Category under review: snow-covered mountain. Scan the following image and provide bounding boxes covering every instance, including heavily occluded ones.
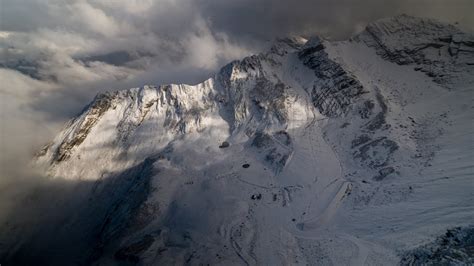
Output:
[5,15,474,265]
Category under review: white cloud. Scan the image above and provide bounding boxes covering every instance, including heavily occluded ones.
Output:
[69,1,122,37]
[0,69,59,180]
[185,17,249,69]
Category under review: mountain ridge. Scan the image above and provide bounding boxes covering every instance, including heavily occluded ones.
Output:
[5,15,474,265]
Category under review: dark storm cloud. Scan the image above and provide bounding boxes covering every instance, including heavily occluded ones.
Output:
[198,0,473,41]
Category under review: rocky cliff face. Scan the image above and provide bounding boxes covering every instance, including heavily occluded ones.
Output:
[355,14,474,87]
[35,37,312,179]
[4,16,473,265]
[299,36,365,117]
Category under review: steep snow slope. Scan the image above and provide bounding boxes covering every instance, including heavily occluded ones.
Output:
[3,15,473,265]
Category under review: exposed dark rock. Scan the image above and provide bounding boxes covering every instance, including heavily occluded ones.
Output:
[219,141,230,148]
[355,15,474,87]
[242,164,250,168]
[373,167,395,181]
[364,89,389,131]
[55,93,113,162]
[365,113,386,131]
[298,43,324,58]
[340,122,350,128]
[401,226,474,265]
[351,134,372,148]
[354,137,399,168]
[265,149,290,170]
[251,194,262,200]
[273,131,291,146]
[114,235,155,262]
[250,78,288,124]
[359,100,375,119]
[268,37,306,56]
[252,132,273,149]
[250,131,292,173]
[299,37,365,117]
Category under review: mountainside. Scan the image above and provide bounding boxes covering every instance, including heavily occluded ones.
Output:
[3,15,474,265]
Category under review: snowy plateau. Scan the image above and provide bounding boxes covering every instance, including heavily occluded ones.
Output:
[3,15,474,265]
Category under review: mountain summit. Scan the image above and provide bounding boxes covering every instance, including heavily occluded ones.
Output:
[5,15,474,265]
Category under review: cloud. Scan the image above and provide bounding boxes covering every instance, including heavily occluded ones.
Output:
[197,0,473,41]
[0,69,59,180]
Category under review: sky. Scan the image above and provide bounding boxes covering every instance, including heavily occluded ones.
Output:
[0,0,473,181]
